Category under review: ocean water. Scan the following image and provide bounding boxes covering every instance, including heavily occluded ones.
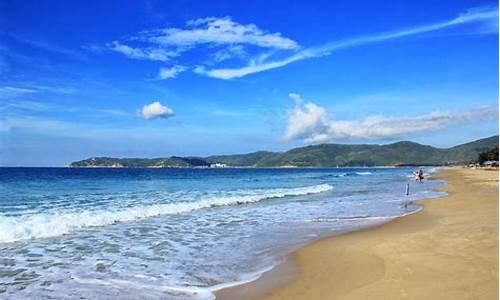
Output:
[0,167,444,299]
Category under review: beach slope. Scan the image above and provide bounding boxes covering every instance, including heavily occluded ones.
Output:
[219,168,499,300]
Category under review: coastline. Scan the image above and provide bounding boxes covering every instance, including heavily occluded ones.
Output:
[63,165,431,169]
[216,167,499,300]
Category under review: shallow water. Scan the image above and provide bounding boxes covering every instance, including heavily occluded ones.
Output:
[0,167,444,299]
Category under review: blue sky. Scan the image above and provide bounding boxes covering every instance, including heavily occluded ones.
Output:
[1,0,498,166]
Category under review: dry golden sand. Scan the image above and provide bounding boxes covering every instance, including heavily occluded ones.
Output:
[217,168,499,300]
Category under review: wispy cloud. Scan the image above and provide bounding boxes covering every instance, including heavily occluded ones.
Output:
[136,16,298,49]
[1,99,131,118]
[201,6,498,79]
[106,17,298,76]
[108,41,180,62]
[4,34,86,60]
[157,65,187,79]
[0,86,38,96]
[284,93,499,143]
[0,99,67,113]
[103,6,497,80]
[32,85,77,94]
[139,101,175,120]
[212,45,247,62]
[0,84,77,99]
[194,52,307,79]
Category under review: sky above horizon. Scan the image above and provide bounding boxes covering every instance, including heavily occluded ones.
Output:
[1,0,499,166]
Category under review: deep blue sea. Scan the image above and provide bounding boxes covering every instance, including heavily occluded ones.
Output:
[0,167,444,299]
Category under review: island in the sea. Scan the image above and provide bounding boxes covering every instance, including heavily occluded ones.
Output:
[68,135,498,168]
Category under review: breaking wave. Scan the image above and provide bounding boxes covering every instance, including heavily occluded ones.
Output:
[0,184,333,243]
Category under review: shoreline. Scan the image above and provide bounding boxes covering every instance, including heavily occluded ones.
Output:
[215,206,428,300]
[216,167,499,300]
[63,165,435,169]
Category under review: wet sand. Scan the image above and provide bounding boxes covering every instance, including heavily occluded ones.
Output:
[216,168,499,300]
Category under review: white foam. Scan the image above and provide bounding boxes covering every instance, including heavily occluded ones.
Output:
[309,206,424,223]
[356,171,372,175]
[310,216,394,222]
[68,256,280,300]
[73,277,215,300]
[427,167,441,174]
[0,184,333,243]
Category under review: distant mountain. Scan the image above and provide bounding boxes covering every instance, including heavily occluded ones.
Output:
[69,135,499,168]
[69,156,209,168]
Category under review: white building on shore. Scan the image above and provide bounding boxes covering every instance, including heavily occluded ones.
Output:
[209,163,227,168]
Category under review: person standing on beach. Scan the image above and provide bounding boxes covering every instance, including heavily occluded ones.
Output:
[414,170,424,183]
[418,169,424,183]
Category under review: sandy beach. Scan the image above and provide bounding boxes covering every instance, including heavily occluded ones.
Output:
[217,168,499,300]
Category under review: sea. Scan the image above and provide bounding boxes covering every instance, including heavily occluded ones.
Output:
[0,167,445,299]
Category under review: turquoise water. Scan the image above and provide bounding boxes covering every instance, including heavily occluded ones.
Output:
[0,167,444,299]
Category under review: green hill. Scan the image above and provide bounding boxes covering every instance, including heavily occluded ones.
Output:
[69,156,209,168]
[205,151,278,166]
[69,135,498,168]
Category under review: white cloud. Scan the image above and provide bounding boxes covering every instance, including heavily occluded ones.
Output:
[139,101,175,120]
[0,85,77,98]
[105,6,497,80]
[138,16,298,50]
[284,94,498,143]
[194,52,308,79]
[33,85,76,94]
[157,65,187,79]
[0,86,38,95]
[288,92,302,103]
[107,17,297,72]
[212,45,247,62]
[284,94,329,141]
[108,41,179,62]
[199,6,498,79]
